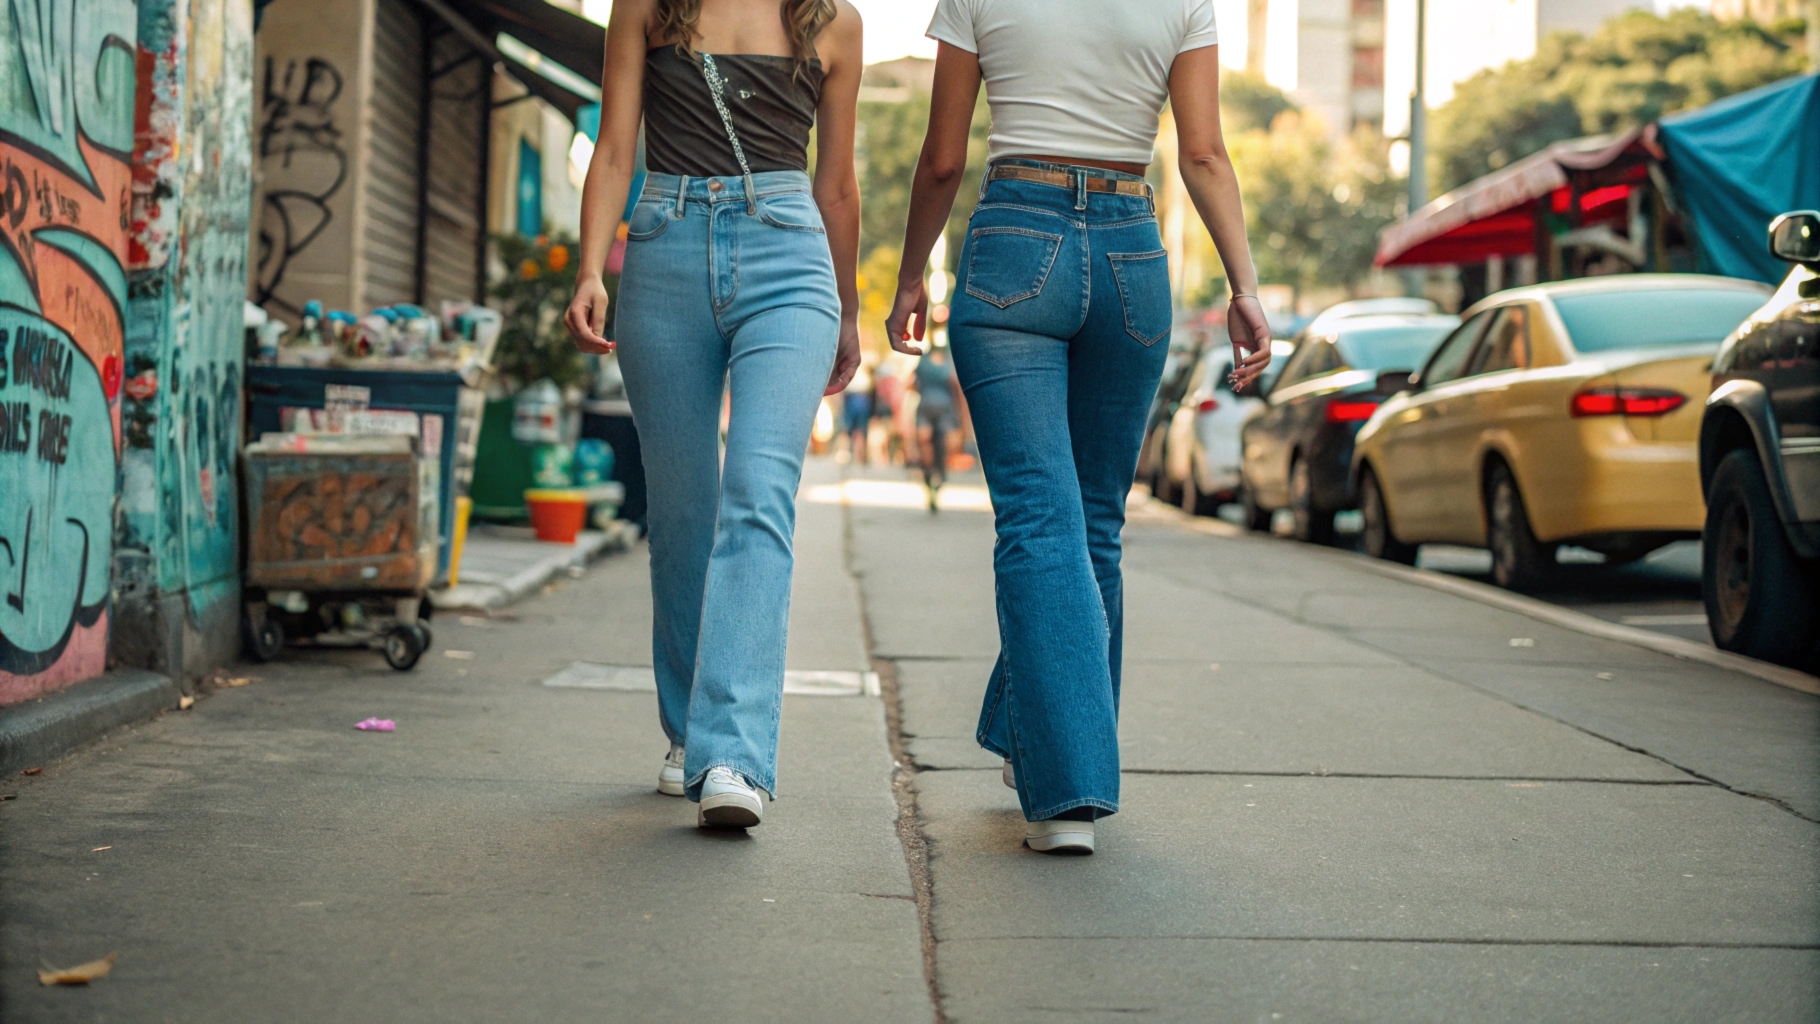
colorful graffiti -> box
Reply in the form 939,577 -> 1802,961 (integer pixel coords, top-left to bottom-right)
0,0 -> 138,700
117,0 -> 254,676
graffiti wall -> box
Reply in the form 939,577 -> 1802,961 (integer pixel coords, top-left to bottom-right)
0,0 -> 138,701
116,0 -> 255,678
251,0 -> 367,318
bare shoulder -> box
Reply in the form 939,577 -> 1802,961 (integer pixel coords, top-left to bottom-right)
603,0 -> 659,42
822,0 -> 864,63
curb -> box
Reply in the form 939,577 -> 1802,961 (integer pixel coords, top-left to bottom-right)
431,521 -> 638,611
0,670 -> 183,774
1157,506 -> 1820,697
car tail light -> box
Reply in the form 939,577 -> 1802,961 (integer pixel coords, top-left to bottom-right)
1325,398 -> 1380,423
1197,398 -> 1219,413
1569,387 -> 1687,418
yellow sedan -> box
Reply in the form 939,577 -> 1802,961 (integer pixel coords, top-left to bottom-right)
1351,274 -> 1772,589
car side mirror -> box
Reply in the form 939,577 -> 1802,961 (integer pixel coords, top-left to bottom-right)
1769,211 -> 1820,265
1376,370 -> 1415,395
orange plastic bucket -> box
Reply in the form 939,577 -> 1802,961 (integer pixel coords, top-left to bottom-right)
524,489 -> 588,544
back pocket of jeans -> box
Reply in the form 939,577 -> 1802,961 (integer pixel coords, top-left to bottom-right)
1107,250 -> 1172,346
964,227 -> 1064,309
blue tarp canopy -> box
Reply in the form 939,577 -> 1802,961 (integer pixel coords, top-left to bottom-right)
1660,74 -> 1820,284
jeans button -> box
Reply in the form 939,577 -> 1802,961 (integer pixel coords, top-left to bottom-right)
708,179 -> 724,193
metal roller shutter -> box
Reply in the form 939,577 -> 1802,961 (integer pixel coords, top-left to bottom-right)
421,30 -> 487,307
362,0 -> 425,310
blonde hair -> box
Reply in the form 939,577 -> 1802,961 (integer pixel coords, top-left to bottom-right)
656,0 -> 837,71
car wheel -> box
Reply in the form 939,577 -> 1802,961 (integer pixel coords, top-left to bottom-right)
1289,457 -> 1337,545
1702,448 -> 1820,668
1486,462 -> 1553,591
1359,466 -> 1417,565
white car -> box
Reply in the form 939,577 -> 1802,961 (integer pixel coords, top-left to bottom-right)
1156,340 -> 1296,514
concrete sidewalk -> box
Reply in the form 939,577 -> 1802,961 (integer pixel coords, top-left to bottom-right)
842,468 -> 1819,1022
3,455 -> 1816,1022
0,458 -> 923,1023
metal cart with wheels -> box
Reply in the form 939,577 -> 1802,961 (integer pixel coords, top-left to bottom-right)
241,434 -> 438,670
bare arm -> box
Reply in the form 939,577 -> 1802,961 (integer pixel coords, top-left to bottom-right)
885,42 -> 981,355
1169,45 -> 1271,388
814,2 -> 865,394
564,0 -> 656,353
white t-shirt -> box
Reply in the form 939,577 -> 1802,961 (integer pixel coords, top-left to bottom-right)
926,0 -> 1218,165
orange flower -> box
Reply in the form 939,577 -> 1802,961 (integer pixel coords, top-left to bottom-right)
520,258 -> 540,280
547,244 -> 570,271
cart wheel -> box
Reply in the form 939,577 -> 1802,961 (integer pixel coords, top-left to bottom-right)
245,611 -> 285,662
411,623 -> 433,654
383,626 -> 426,671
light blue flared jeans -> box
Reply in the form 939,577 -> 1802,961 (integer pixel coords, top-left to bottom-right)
615,170 -> 839,800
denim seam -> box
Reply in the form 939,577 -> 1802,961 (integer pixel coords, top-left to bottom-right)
1028,798 -> 1118,821
1107,250 -> 1171,347
973,201 -> 1084,228
964,226 -> 1064,308
709,204 -> 739,319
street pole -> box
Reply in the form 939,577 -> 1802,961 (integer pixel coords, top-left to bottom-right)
1403,0 -> 1428,299
1407,0 -> 1427,217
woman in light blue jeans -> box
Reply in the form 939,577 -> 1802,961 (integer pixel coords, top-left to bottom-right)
565,0 -> 863,830
888,0 -> 1270,854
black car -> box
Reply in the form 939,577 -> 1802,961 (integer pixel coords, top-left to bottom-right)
1239,313 -> 1459,543
1699,211 -> 1820,671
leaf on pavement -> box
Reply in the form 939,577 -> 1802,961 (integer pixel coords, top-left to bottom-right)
20,768 -> 41,776
224,677 -> 253,688
38,952 -> 116,986
178,696 -> 196,710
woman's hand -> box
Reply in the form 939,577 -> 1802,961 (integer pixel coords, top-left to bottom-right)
1226,294 -> 1272,390
886,278 -> 929,355
565,276 -> 614,354
825,316 -> 862,396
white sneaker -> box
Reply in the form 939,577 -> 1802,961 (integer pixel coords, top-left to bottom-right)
1002,759 -> 1015,789
697,766 -> 766,829
658,743 -> 685,797
1025,819 -> 1095,854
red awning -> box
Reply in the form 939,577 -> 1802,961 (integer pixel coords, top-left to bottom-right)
1376,129 -> 1651,267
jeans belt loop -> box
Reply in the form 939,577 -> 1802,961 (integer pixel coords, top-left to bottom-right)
1074,170 -> 1089,211
743,171 -> 758,216
675,175 -> 688,218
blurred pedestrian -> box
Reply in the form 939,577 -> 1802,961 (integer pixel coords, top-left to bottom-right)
887,0 -> 1269,854
911,343 -> 964,509
565,0 -> 864,831
840,361 -> 874,463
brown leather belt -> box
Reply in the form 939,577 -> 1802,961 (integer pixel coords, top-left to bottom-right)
988,164 -> 1153,198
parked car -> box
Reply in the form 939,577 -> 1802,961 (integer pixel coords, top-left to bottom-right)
1156,340 -> 1295,513
1137,338 -> 1208,495
1699,211 -> 1820,670
1299,296 -> 1439,336
1239,314 -> 1460,542
1352,274 -> 1773,590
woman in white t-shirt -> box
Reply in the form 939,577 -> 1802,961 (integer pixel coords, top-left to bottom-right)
886,0 -> 1268,855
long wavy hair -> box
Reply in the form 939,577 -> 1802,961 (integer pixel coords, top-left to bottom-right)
656,0 -> 836,71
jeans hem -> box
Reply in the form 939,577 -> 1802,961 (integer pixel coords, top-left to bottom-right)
683,760 -> 776,802
976,734 -> 1011,760
1026,798 -> 1117,822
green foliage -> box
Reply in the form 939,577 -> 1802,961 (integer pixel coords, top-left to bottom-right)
489,232 -> 588,392
1225,106 -> 1402,297
1220,70 -> 1299,134
853,78 -> 992,350
1430,9 -> 1808,194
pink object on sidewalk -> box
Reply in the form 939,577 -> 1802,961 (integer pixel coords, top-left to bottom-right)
354,718 -> 396,732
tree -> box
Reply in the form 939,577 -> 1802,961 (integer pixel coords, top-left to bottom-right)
1228,113 -> 1403,296
490,233 -> 588,392
1430,9 -> 1807,194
